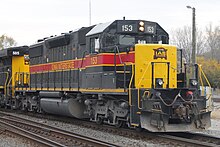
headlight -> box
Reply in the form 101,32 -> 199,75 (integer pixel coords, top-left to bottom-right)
139,21 -> 145,26
191,80 -> 198,86
139,21 -> 145,32
24,55 -> 30,61
157,79 -> 163,86
139,26 -> 145,32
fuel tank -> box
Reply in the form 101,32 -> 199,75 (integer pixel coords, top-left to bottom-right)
40,98 -> 88,119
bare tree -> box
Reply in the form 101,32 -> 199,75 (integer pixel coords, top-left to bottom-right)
205,24 -> 220,59
170,26 -> 206,63
0,34 -> 17,49
196,30 -> 206,55
170,26 -> 191,62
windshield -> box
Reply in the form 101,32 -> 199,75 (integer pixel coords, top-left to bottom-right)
119,35 -> 135,45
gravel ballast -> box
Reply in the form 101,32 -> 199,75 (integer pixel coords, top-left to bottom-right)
0,134 -> 35,147
195,102 -> 220,136
0,102 -> 220,147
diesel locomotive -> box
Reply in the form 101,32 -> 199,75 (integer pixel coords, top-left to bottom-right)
0,19 -> 212,132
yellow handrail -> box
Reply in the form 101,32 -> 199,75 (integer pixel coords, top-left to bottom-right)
128,63 -> 134,106
137,62 -> 151,109
198,65 -> 211,88
142,90 -> 150,98
128,62 -> 151,108
7,76 -> 12,96
15,72 -> 30,86
198,66 -> 204,96
137,62 -> 151,87
198,64 -> 212,111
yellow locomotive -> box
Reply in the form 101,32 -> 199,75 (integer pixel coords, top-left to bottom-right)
0,46 -> 29,107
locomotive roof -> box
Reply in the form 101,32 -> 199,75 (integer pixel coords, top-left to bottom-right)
86,21 -> 114,36
86,20 -> 167,37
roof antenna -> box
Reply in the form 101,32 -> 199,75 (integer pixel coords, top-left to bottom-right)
123,16 -> 125,20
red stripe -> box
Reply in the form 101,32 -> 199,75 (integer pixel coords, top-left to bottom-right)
30,53 -> 135,73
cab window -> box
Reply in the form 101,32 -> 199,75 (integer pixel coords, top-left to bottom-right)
90,37 -> 100,53
119,35 -> 135,45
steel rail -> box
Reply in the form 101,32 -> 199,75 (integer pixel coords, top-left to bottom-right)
0,113 -> 118,147
1,110 -> 220,147
157,133 -> 220,147
0,120 -> 66,147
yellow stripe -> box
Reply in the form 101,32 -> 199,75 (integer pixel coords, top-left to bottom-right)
84,63 -> 133,68
31,68 -> 81,74
80,88 -> 127,93
116,71 -> 131,73
16,87 -> 127,93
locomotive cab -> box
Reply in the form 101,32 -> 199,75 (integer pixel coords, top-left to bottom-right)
87,20 -> 169,54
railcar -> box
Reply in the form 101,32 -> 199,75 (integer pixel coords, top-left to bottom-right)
0,19 -> 212,132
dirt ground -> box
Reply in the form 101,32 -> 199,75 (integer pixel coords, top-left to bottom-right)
209,102 -> 220,132
211,102 -> 220,119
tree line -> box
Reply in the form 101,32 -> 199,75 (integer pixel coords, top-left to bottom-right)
170,24 -> 220,88
0,34 -> 16,49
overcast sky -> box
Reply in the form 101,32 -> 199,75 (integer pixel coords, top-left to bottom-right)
0,0 -> 219,45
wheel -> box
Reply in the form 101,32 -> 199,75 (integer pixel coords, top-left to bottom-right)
115,120 -> 125,128
96,117 -> 103,125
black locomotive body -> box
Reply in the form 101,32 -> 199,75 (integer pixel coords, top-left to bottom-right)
0,20 -> 212,132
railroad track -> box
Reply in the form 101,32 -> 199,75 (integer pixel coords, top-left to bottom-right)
1,110 -> 220,147
0,112 -> 118,147
0,123 -> 63,147
158,132 -> 220,147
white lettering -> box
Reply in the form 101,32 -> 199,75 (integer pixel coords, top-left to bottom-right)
122,25 -> 133,32
12,51 -> 19,55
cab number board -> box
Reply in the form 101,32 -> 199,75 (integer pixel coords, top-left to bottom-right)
12,51 -> 20,56
117,21 -> 137,33
121,25 -> 133,32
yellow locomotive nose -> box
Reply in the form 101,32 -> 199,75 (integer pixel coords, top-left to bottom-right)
135,44 -> 177,89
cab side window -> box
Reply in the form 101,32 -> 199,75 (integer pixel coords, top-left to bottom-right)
94,38 -> 100,53
90,37 -> 100,53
